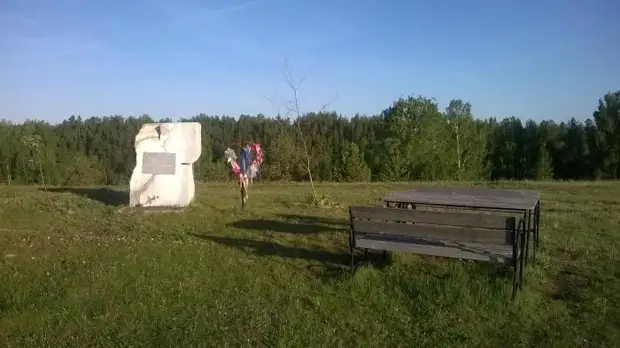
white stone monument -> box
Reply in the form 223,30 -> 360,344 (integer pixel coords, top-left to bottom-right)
129,122 -> 201,208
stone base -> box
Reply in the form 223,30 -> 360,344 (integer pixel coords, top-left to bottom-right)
133,206 -> 185,214
117,206 -> 186,214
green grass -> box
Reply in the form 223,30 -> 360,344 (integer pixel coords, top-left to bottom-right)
1,181 -> 619,347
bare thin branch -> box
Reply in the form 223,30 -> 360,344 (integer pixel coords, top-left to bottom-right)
264,95 -> 284,118
318,93 -> 339,113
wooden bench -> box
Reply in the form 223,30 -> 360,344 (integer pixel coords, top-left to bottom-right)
348,206 -> 527,299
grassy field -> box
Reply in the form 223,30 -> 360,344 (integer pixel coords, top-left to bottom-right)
1,181 -> 619,347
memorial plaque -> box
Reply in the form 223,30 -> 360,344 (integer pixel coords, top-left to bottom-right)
142,152 -> 176,175
130,122 -> 202,208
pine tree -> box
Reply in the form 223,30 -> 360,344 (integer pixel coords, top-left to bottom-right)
377,138 -> 407,181
339,141 -> 372,182
535,144 -> 554,180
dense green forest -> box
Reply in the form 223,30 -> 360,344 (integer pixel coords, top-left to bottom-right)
1,91 -> 619,186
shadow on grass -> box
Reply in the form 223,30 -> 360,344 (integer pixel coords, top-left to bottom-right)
190,233 -> 348,265
550,268 -> 590,306
228,219 -> 343,234
41,187 -> 128,206
275,214 -> 348,227
189,234 -> 392,271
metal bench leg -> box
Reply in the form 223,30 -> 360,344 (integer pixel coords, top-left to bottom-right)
512,261 -> 518,301
364,248 -> 369,265
533,207 -> 537,263
524,226 -> 530,265
348,218 -> 356,273
511,220 -> 522,301
531,228 -> 536,262
519,232 -> 526,290
525,210 -> 532,266
535,201 -> 541,257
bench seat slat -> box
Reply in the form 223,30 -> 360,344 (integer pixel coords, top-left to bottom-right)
350,206 -> 514,230
356,237 -> 515,263
352,219 -> 514,245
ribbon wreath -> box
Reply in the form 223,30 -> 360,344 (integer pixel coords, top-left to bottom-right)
224,143 -> 264,209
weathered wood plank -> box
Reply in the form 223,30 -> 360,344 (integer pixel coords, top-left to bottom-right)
352,219 -> 514,244
384,192 -> 533,206
355,237 -> 514,263
383,187 -> 540,210
387,204 -> 520,216
405,186 -> 540,199
350,206 -> 513,230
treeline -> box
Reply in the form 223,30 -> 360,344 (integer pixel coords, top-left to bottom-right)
0,91 -> 619,186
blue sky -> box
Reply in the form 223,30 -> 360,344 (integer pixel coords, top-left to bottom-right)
1,0 -> 618,124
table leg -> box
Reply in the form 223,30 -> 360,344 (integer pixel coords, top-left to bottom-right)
535,201 -> 541,250
526,209 -> 533,263
519,218 -> 526,289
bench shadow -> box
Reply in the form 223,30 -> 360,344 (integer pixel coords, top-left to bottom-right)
189,233 -> 349,266
275,214 -> 348,227
227,219 -> 343,235
42,187 -> 128,206
188,234 -> 392,280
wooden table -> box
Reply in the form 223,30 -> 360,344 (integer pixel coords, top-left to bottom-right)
383,186 -> 541,262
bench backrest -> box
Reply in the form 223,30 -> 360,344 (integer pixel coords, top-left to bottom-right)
349,206 -> 517,245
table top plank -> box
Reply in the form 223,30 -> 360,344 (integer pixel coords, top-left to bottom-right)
383,186 -> 540,210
